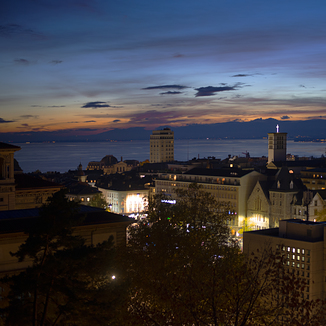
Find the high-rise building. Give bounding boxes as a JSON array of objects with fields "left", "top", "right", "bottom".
[
  {"left": 150, "top": 128, "right": 174, "bottom": 163},
  {"left": 243, "top": 219, "right": 326, "bottom": 301},
  {"left": 268, "top": 125, "right": 287, "bottom": 163}
]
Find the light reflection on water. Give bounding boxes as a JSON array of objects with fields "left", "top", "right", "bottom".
[{"left": 12, "top": 139, "right": 326, "bottom": 173}]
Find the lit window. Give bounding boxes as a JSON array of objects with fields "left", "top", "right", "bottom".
[
  {"left": 87, "top": 197, "right": 90, "bottom": 202},
  {"left": 292, "top": 248, "right": 296, "bottom": 253},
  {"left": 302, "top": 256, "right": 305, "bottom": 262},
  {"left": 297, "top": 263, "right": 300, "bottom": 268},
  {"left": 297, "top": 248, "right": 300, "bottom": 254},
  {"left": 292, "top": 255, "right": 295, "bottom": 260},
  {"left": 302, "top": 264, "right": 305, "bottom": 269},
  {"left": 302, "top": 249, "right": 305, "bottom": 255},
  {"left": 297, "top": 256, "right": 300, "bottom": 261},
  {"left": 287, "top": 247, "right": 291, "bottom": 252}
]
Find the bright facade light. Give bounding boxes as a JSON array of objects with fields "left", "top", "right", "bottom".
[{"left": 126, "top": 194, "right": 146, "bottom": 213}]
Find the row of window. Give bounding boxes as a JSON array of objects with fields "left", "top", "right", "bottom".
[
  {"left": 287, "top": 268, "right": 310, "bottom": 278},
  {"left": 285, "top": 261, "right": 310, "bottom": 270},
  {"left": 286, "top": 254, "right": 310, "bottom": 263},
  {"left": 281, "top": 246, "right": 310, "bottom": 255}
]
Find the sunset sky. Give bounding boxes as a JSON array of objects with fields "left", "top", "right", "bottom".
[{"left": 1, "top": 0, "right": 326, "bottom": 136}]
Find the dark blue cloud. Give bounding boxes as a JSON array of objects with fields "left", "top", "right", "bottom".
[
  {"left": 0, "top": 118, "right": 14, "bottom": 123},
  {"left": 0, "top": 24, "right": 43, "bottom": 38},
  {"left": 142, "top": 85, "right": 188, "bottom": 90},
  {"left": 195, "top": 85, "right": 237, "bottom": 97},
  {"left": 281, "top": 115, "right": 290, "bottom": 120},
  {"left": 160, "top": 91, "right": 182, "bottom": 95},
  {"left": 20, "top": 115, "right": 38, "bottom": 119},
  {"left": 14, "top": 58, "right": 30, "bottom": 65},
  {"left": 81, "top": 101, "right": 111, "bottom": 109},
  {"left": 232, "top": 74, "right": 251, "bottom": 77},
  {"left": 49, "top": 60, "right": 62, "bottom": 64}
]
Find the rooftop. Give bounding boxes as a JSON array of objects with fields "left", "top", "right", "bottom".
[{"left": 0, "top": 205, "right": 133, "bottom": 234}]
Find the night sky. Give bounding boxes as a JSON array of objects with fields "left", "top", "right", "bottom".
[{"left": 1, "top": 0, "right": 326, "bottom": 137}]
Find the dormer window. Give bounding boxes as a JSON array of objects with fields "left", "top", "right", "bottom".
[
  {"left": 290, "top": 181, "right": 294, "bottom": 189},
  {"left": 277, "top": 180, "right": 281, "bottom": 189}
]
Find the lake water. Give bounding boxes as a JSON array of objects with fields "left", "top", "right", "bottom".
[{"left": 12, "top": 139, "right": 326, "bottom": 173}]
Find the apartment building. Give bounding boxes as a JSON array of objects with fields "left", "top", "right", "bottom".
[
  {"left": 150, "top": 128, "right": 174, "bottom": 163},
  {"left": 155, "top": 167, "right": 266, "bottom": 233},
  {"left": 243, "top": 219, "right": 326, "bottom": 301}
]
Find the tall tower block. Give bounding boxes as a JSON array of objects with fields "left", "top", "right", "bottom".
[
  {"left": 268, "top": 125, "right": 287, "bottom": 163},
  {"left": 150, "top": 128, "right": 174, "bottom": 163}
]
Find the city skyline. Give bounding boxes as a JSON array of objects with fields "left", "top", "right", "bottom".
[{"left": 1, "top": 0, "right": 326, "bottom": 138}]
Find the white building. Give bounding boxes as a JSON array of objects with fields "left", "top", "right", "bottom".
[
  {"left": 99, "top": 187, "right": 148, "bottom": 216},
  {"left": 150, "top": 128, "right": 174, "bottom": 163},
  {"left": 154, "top": 167, "right": 266, "bottom": 234}
]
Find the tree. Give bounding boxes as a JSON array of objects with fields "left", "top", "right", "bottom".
[
  {"left": 89, "top": 192, "right": 108, "bottom": 210},
  {"left": 119, "top": 184, "right": 324, "bottom": 326},
  {"left": 1, "top": 189, "right": 126, "bottom": 326}
]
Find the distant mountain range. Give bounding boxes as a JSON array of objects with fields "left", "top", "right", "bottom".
[{"left": 1, "top": 118, "right": 326, "bottom": 143}]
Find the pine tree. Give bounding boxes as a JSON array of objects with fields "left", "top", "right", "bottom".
[{"left": 1, "top": 189, "right": 126, "bottom": 326}]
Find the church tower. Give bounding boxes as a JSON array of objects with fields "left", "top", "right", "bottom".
[
  {"left": 267, "top": 124, "right": 287, "bottom": 163},
  {"left": 0, "top": 142, "right": 21, "bottom": 210}
]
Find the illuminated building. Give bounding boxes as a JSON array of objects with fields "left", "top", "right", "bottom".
[
  {"left": 244, "top": 219, "right": 326, "bottom": 301},
  {"left": 87, "top": 155, "right": 139, "bottom": 174},
  {"left": 150, "top": 128, "right": 174, "bottom": 163},
  {"left": 99, "top": 187, "right": 148, "bottom": 216},
  {"left": 154, "top": 167, "right": 266, "bottom": 234},
  {"left": 247, "top": 167, "right": 306, "bottom": 228}
]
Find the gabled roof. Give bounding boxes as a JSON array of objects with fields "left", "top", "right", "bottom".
[
  {"left": 316, "top": 190, "right": 326, "bottom": 200},
  {"left": 270, "top": 166, "right": 305, "bottom": 192},
  {"left": 257, "top": 180, "right": 274, "bottom": 201}
]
